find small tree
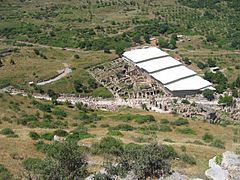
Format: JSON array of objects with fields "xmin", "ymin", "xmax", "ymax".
[
  {"xmin": 105, "ymin": 143, "xmax": 177, "ymax": 179},
  {"xmin": 218, "ymin": 95, "xmax": 234, "ymax": 106},
  {"xmin": 203, "ymin": 89, "xmax": 215, "ymax": 101},
  {"xmin": 74, "ymin": 54, "xmax": 80, "ymax": 59},
  {"xmin": 22, "ymin": 142, "xmax": 88, "ymax": 179},
  {"xmin": 0, "ymin": 59, "xmax": 3, "ymax": 67},
  {"xmin": 235, "ymin": 75, "xmax": 240, "ymax": 88},
  {"xmin": 115, "ymin": 46, "xmax": 124, "ymax": 57},
  {"xmin": 10, "ymin": 59, "xmax": 15, "ymax": 65}
]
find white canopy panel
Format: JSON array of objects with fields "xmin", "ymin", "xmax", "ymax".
[
  {"xmin": 137, "ymin": 56, "xmax": 182, "ymax": 73},
  {"xmin": 151, "ymin": 66, "xmax": 197, "ymax": 85},
  {"xmin": 165, "ymin": 76, "xmax": 213, "ymax": 91},
  {"xmin": 122, "ymin": 47, "xmax": 169, "ymax": 63}
]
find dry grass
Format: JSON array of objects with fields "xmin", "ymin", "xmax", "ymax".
[
  {"xmin": 0, "ymin": 41, "xmax": 116, "ymax": 92},
  {"xmin": 0, "ymin": 94, "xmax": 238, "ymax": 178}
]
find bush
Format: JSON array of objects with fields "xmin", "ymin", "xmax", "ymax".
[
  {"xmin": 0, "ymin": 164, "xmax": 12, "ymax": 179},
  {"xmin": 171, "ymin": 118, "xmax": 189, "ymax": 126},
  {"xmin": 53, "ymin": 108, "xmax": 67, "ymax": 118},
  {"xmin": 215, "ymin": 155, "xmax": 223, "ymax": 165},
  {"xmin": 74, "ymin": 54, "xmax": 80, "ymax": 59},
  {"xmin": 109, "ymin": 124, "xmax": 134, "ymax": 131},
  {"xmin": 191, "ymin": 140, "xmax": 204, "ymax": 145},
  {"xmin": 17, "ymin": 114, "xmax": 38, "ymax": 126},
  {"xmin": 0, "ymin": 128, "xmax": 14, "ymax": 135},
  {"xmin": 100, "ymin": 124, "xmax": 109, "ymax": 128},
  {"xmin": 135, "ymin": 115, "xmax": 155, "ymax": 124},
  {"xmin": 218, "ymin": 95, "xmax": 234, "ymax": 106},
  {"xmin": 93, "ymin": 136, "xmax": 124, "ymax": 156},
  {"xmin": 160, "ymin": 119, "xmax": 169, "ymax": 124},
  {"xmin": 66, "ymin": 132, "xmax": 95, "ymax": 142},
  {"xmin": 41, "ymin": 132, "xmax": 54, "ymax": 141},
  {"xmin": 22, "ymin": 157, "xmax": 42, "ymax": 171},
  {"xmin": 92, "ymin": 87, "xmax": 113, "ymax": 98},
  {"xmin": 197, "ymin": 61, "xmax": 207, "ymax": 69},
  {"xmin": 112, "ymin": 114, "xmax": 155, "ymax": 124},
  {"xmin": 53, "ymin": 129, "xmax": 68, "ymax": 137},
  {"xmin": 181, "ymin": 99, "xmax": 190, "ymax": 104},
  {"xmin": 36, "ymin": 102, "xmax": 53, "ymax": 112},
  {"xmin": 107, "ymin": 130, "xmax": 123, "ymax": 137},
  {"xmin": 163, "ymin": 138, "xmax": 175, "ymax": 143},
  {"xmin": 159, "ymin": 125, "xmax": 172, "ymax": 132},
  {"xmin": 25, "ymin": 142, "xmax": 88, "ymax": 179},
  {"xmin": 176, "ymin": 128, "xmax": 196, "ymax": 135},
  {"xmin": 203, "ymin": 89, "xmax": 215, "ymax": 101},
  {"xmin": 34, "ymin": 141, "xmax": 51, "ymax": 153},
  {"xmin": 202, "ymin": 132, "xmax": 214, "ymax": 143},
  {"xmin": 210, "ymin": 139, "xmax": 225, "ymax": 149},
  {"xmin": 106, "ymin": 143, "xmax": 177, "ymax": 179},
  {"xmin": 180, "ymin": 153, "xmax": 197, "ymax": 165},
  {"xmin": 180, "ymin": 145, "xmax": 186, "ymax": 152},
  {"xmin": 29, "ymin": 131, "xmax": 40, "ymax": 140}
]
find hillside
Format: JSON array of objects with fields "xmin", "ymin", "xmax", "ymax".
[{"xmin": 0, "ymin": 0, "xmax": 239, "ymax": 179}]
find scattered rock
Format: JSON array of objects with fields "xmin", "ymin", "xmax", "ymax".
[{"xmin": 205, "ymin": 151, "xmax": 240, "ymax": 180}]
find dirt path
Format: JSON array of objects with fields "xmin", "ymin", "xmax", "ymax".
[{"xmin": 36, "ymin": 64, "xmax": 72, "ymax": 86}]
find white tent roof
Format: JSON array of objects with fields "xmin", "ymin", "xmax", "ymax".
[
  {"xmin": 151, "ymin": 66, "xmax": 197, "ymax": 85},
  {"xmin": 137, "ymin": 56, "xmax": 182, "ymax": 73},
  {"xmin": 165, "ymin": 76, "xmax": 213, "ymax": 91},
  {"xmin": 122, "ymin": 47, "xmax": 169, "ymax": 63}
]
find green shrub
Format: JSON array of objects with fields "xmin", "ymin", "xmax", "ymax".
[
  {"xmin": 124, "ymin": 143, "xmax": 142, "ymax": 152},
  {"xmin": 0, "ymin": 128, "xmax": 14, "ymax": 135},
  {"xmin": 107, "ymin": 130, "xmax": 123, "ymax": 137},
  {"xmin": 135, "ymin": 115, "xmax": 155, "ymax": 124},
  {"xmin": 34, "ymin": 141, "xmax": 51, "ymax": 153},
  {"xmin": 159, "ymin": 125, "xmax": 172, "ymax": 132},
  {"xmin": 210, "ymin": 139, "xmax": 225, "ymax": 149},
  {"xmin": 36, "ymin": 102, "xmax": 53, "ymax": 112},
  {"xmin": 66, "ymin": 125, "xmax": 95, "ymax": 142},
  {"xmin": 90, "ymin": 124, "xmax": 97, "ymax": 128},
  {"xmin": 100, "ymin": 124, "xmax": 109, "ymax": 128},
  {"xmin": 22, "ymin": 157, "xmax": 42, "ymax": 171},
  {"xmin": 53, "ymin": 108, "xmax": 67, "ymax": 118},
  {"xmin": 92, "ymin": 87, "xmax": 113, "ymax": 98},
  {"xmin": 53, "ymin": 129, "xmax": 68, "ymax": 137},
  {"xmin": 202, "ymin": 132, "xmax": 214, "ymax": 143},
  {"xmin": 181, "ymin": 99, "xmax": 190, "ymax": 104},
  {"xmin": 215, "ymin": 155, "xmax": 223, "ymax": 165},
  {"xmin": 111, "ymin": 114, "xmax": 155, "ymax": 124},
  {"xmin": 41, "ymin": 132, "xmax": 54, "ymax": 141},
  {"xmin": 163, "ymin": 138, "xmax": 175, "ymax": 143},
  {"xmin": 0, "ymin": 164, "xmax": 12, "ymax": 179},
  {"xmin": 17, "ymin": 114, "xmax": 38, "ymax": 125},
  {"xmin": 176, "ymin": 127, "xmax": 196, "ymax": 135},
  {"xmin": 180, "ymin": 145, "xmax": 186, "ymax": 152},
  {"xmin": 77, "ymin": 112, "xmax": 102, "ymax": 124},
  {"xmin": 93, "ymin": 136, "xmax": 124, "ymax": 156},
  {"xmin": 160, "ymin": 119, "xmax": 169, "ymax": 124},
  {"xmin": 74, "ymin": 54, "xmax": 80, "ymax": 59},
  {"xmin": 29, "ymin": 131, "xmax": 40, "ymax": 140},
  {"xmin": 6, "ymin": 134, "xmax": 19, "ymax": 138},
  {"xmin": 172, "ymin": 118, "xmax": 189, "ymax": 126},
  {"xmin": 180, "ymin": 153, "xmax": 197, "ymax": 165},
  {"xmin": 191, "ymin": 140, "xmax": 204, "ymax": 145},
  {"xmin": 111, "ymin": 114, "xmax": 133, "ymax": 122},
  {"xmin": 132, "ymin": 136, "xmax": 148, "ymax": 143},
  {"xmin": 109, "ymin": 124, "xmax": 134, "ymax": 131}
]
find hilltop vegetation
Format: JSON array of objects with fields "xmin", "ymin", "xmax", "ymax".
[
  {"xmin": 0, "ymin": 0, "xmax": 239, "ymax": 95},
  {"xmin": 0, "ymin": 0, "xmax": 239, "ymax": 50}
]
